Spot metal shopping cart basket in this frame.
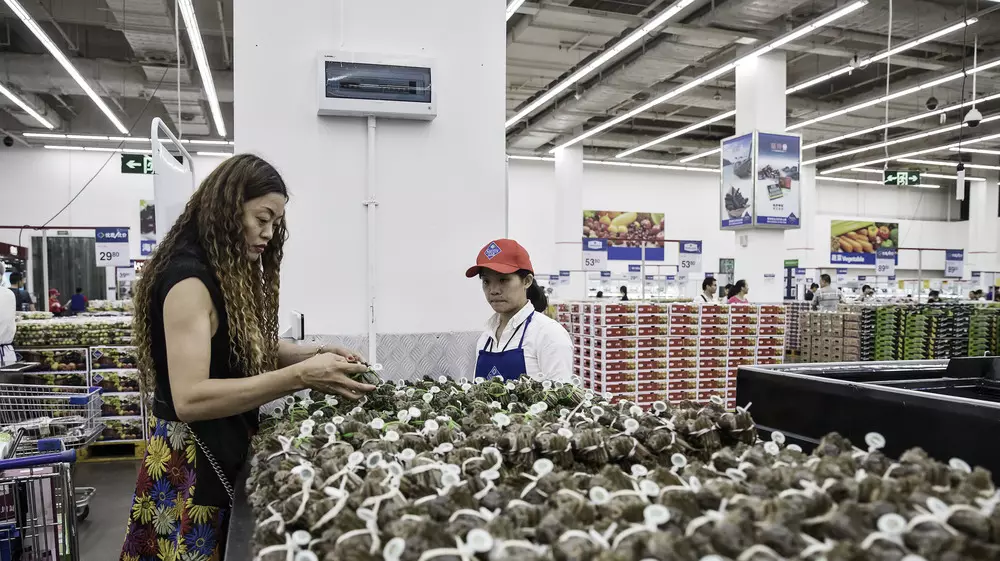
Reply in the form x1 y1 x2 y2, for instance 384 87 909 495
0 449 82 561
0 384 103 524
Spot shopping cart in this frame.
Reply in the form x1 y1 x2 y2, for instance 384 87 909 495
0 384 102 523
0 449 82 561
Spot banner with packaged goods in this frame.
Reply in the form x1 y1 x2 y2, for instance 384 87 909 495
830 220 899 265
720 133 754 229
754 132 800 227
583 210 664 260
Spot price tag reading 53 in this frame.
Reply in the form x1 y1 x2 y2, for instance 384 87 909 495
678 240 703 274
582 238 609 271
95 227 132 267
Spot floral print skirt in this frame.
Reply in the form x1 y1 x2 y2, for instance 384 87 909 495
119 417 228 561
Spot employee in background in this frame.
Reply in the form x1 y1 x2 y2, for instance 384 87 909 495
595 291 604 298
813 274 840 311
727 280 749 303
48 289 64 315
468 239 573 383
67 287 88 313
8 272 33 312
619 285 629 301
700 277 718 303
0 269 14 367
805 283 819 301
860 284 875 302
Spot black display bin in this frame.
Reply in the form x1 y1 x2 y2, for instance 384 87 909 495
737 357 1000 477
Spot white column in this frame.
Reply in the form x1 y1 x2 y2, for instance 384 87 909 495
554 144 585 300
967 155 999 279
234 0 505 335
732 51 787 302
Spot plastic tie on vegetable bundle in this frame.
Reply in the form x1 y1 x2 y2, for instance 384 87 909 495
519 458 553 499
286 463 317 524
798 533 836 559
256 502 286 535
684 498 729 537
905 497 960 536
735 544 783 561
610 505 670 551
266 434 303 461
859 513 907 550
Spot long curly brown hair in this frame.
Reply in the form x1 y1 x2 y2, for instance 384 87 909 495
133 154 288 396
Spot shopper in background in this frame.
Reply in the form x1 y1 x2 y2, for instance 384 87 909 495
0 273 14 367
805 283 819 301
700 277 718 303
8 272 32 312
119 155 374 560
468 239 573 383
0 262 7 289
927 290 942 303
596 291 604 298
620 285 629 301
860 284 875 301
67 287 88 313
727 280 749 303
813 274 840 311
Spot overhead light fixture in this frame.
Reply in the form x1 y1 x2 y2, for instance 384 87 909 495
196 151 233 158
3 0 127 134
508 154 719 173
177 0 226 137
678 147 721 163
550 0 868 152
816 176 940 189
789 58 1000 131
505 0 697 129
821 131 1000 174
616 110 735 158
804 93 1000 150
0 82 55 129
898 158 1000 171
43 145 152 154
803 112 1000 165
948 147 1000 156
505 0 526 21
23 132 233 144
787 19 977 94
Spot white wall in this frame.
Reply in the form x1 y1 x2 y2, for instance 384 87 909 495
235 0 506 335
509 160 973 277
0 147 225 257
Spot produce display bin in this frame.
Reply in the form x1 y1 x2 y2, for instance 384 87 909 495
736 357 1000 475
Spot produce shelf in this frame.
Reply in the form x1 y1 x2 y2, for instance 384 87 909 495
90 368 139 373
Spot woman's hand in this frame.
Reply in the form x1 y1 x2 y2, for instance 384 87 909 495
298 353 376 400
321 344 365 364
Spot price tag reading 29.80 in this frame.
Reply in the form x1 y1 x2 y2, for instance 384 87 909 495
95 227 132 268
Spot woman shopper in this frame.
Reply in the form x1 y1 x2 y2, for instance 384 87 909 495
727 279 749 303
119 155 375 560
467 239 573 383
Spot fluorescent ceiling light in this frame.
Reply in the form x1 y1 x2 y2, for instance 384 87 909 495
949 147 1000 156
508 154 719 173
23 132 233 144
196 151 233 157
44 145 152 154
821 131 1000 174
616 110 735 158
3 0 127 134
803 113 1000 165
177 0 226 137
181 139 231 145
0 82 54 129
898 158 1000 171
505 0 526 21
505 0 696 129
789 58 1000 131
804 93 1000 150
550 0 868 152
817 176 940 188
678 147 721 163
787 19 976 94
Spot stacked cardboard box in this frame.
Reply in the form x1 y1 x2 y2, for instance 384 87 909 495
556 301 786 409
799 311 861 362
784 302 809 358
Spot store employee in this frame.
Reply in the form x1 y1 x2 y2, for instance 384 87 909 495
467 239 574 383
0 263 15 366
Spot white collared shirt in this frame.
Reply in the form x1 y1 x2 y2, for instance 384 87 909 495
0 288 15 366
476 302 574 383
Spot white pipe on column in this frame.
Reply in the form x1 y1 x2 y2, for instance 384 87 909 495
42 230 49 313
365 116 379 364
504 155 510 237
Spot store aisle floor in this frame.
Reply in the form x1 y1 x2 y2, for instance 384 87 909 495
75 461 139 559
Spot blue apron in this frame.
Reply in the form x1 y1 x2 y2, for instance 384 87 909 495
475 313 533 381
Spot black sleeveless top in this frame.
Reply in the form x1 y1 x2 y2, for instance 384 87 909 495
149 241 259 507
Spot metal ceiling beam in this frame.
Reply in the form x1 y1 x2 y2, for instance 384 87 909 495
516 1 644 25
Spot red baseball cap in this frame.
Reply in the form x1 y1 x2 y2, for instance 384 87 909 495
465 239 534 278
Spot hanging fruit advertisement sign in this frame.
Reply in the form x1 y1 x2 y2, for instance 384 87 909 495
830 220 899 266
582 210 664 261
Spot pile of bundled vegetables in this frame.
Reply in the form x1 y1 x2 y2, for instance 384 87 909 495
247 376 1000 561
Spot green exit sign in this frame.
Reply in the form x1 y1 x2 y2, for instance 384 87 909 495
121 153 153 174
784 259 799 268
883 170 920 186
